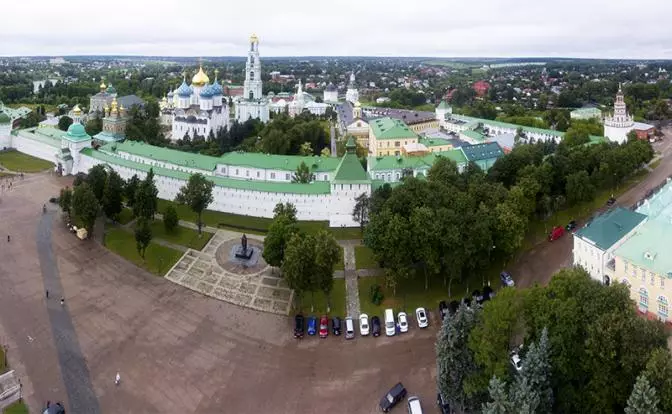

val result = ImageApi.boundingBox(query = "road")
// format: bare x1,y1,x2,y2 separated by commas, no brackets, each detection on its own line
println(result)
0,173,442,414
513,137,672,288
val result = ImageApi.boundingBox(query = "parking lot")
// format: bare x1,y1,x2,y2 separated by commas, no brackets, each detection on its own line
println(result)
0,173,443,414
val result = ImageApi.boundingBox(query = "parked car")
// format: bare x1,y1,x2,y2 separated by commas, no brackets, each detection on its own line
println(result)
510,350,523,372
332,316,342,336
398,312,408,333
345,317,355,339
307,316,317,336
319,315,329,338
439,300,448,320
359,313,370,336
379,382,407,412
548,226,565,241
372,316,381,337
416,307,429,328
408,396,424,414
384,309,396,336
437,392,451,414
566,220,577,232
500,271,515,287
294,314,304,339
607,196,616,206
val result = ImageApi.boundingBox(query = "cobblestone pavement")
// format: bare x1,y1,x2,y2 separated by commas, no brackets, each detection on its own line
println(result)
342,244,361,318
0,173,442,414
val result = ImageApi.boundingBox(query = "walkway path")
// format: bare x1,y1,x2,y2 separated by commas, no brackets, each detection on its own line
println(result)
342,244,360,318
37,211,100,414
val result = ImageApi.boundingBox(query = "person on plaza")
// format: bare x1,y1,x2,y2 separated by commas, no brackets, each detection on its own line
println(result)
60,298,64,306
7,235,9,242
115,372,121,385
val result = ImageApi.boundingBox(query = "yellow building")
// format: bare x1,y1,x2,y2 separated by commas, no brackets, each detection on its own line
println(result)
417,136,454,153
613,220,672,323
345,102,370,148
368,117,419,156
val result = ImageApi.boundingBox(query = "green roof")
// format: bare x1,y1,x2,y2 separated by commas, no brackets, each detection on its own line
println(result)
461,142,504,162
16,127,62,148
106,140,342,173
369,117,418,140
333,138,370,183
452,114,565,137
437,101,450,110
82,147,332,195
0,113,10,124
368,149,467,172
418,136,453,147
571,107,601,115
576,207,647,250
460,130,486,142
63,123,90,142
615,220,672,278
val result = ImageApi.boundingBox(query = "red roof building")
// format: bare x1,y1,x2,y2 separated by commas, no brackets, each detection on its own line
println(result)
473,80,491,97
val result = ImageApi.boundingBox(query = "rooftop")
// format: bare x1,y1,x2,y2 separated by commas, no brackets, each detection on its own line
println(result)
369,117,418,140
576,207,647,250
15,127,63,148
333,139,370,183
368,148,467,171
615,220,672,278
636,179,672,224
461,142,504,162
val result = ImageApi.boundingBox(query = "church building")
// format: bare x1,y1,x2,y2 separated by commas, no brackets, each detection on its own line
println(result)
234,34,270,123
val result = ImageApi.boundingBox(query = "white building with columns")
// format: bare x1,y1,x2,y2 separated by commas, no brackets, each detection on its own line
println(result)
603,84,635,144
235,34,270,123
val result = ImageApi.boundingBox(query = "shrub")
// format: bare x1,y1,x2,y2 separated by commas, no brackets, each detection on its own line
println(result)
369,284,384,305
163,204,179,233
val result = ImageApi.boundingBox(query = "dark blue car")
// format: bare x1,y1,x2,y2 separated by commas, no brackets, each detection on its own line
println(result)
307,316,317,336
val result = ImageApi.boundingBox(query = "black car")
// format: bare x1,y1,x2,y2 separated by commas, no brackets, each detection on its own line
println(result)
439,300,449,320
566,220,577,231
380,382,407,412
372,316,381,337
332,316,342,336
294,314,304,338
437,392,451,414
606,197,616,206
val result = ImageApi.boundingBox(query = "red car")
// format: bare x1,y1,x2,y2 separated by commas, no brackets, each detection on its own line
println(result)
319,315,329,338
548,226,565,241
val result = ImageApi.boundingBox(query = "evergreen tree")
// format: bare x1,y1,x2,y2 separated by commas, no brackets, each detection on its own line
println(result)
163,204,179,233
134,218,152,259
482,376,513,414
625,374,661,414
59,186,73,220
517,327,552,413
72,183,99,235
352,193,370,234
643,348,672,413
102,170,124,222
133,169,158,221
86,164,108,203
313,230,340,312
510,376,540,414
125,174,140,208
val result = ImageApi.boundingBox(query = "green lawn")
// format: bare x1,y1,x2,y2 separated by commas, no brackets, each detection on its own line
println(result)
3,401,28,414
335,246,344,271
296,279,346,316
354,245,379,269
104,227,183,276
147,220,213,251
156,199,362,240
358,273,486,319
117,208,134,225
0,150,54,172
524,169,649,248
0,346,5,374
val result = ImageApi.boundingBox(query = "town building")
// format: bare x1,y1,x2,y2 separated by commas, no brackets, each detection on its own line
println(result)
473,80,490,97
368,117,419,156
573,207,647,285
234,34,270,123
323,83,338,103
345,72,359,104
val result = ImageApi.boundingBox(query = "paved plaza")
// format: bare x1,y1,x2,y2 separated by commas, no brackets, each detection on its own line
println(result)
0,173,442,414
165,231,294,315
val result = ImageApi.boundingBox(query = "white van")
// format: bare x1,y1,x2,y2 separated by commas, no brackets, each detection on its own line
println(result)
345,317,355,339
384,308,396,336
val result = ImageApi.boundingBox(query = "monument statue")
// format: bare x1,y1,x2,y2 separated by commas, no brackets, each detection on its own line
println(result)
235,233,254,260
241,234,248,252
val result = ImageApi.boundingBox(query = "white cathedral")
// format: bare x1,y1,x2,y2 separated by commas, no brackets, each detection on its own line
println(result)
161,67,229,140
234,34,270,123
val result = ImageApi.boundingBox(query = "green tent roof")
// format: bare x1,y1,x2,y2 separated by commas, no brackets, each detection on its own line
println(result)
576,207,647,250
437,100,450,110
333,138,369,183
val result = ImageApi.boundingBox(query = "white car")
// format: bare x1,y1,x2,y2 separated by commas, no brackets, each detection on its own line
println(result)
398,312,409,333
359,313,370,336
415,307,429,328
510,351,523,372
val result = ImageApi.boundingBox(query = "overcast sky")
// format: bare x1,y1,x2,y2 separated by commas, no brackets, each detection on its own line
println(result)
2,0,671,58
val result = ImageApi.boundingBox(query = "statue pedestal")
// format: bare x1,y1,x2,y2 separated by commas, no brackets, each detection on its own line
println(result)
234,246,254,260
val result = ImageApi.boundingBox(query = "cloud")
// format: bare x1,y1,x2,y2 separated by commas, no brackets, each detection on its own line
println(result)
2,0,672,58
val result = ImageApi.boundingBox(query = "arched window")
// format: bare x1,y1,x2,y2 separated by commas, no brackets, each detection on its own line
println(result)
639,287,649,312
658,296,668,322
250,71,255,81
249,91,254,100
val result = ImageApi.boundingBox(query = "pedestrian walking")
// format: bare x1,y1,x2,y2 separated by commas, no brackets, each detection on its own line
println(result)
46,290,49,299
7,235,9,242
115,372,121,385
60,298,64,306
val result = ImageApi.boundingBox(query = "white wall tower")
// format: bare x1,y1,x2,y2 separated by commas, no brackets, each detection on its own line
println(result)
603,83,635,144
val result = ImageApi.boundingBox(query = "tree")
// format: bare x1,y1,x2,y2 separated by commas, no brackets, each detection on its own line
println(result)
163,204,179,233
102,170,124,222
133,169,158,221
134,218,152,259
59,186,73,219
518,327,553,413
565,170,595,205
58,116,73,131
482,376,513,414
263,203,299,268
175,173,214,235
313,230,340,312
299,141,313,156
320,147,331,157
292,161,314,183
509,376,541,414
562,126,590,147
84,117,103,136
72,183,99,234
281,232,316,309
352,193,370,233
436,304,481,413
273,202,297,222
643,348,672,413
625,374,661,414
86,164,108,203
125,174,140,208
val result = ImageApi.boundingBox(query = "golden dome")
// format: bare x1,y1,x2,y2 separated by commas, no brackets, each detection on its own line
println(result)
250,33,259,43
100,80,106,90
191,66,210,87
72,105,81,114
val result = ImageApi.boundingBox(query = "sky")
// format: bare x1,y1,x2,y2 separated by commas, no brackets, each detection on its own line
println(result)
2,0,672,59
